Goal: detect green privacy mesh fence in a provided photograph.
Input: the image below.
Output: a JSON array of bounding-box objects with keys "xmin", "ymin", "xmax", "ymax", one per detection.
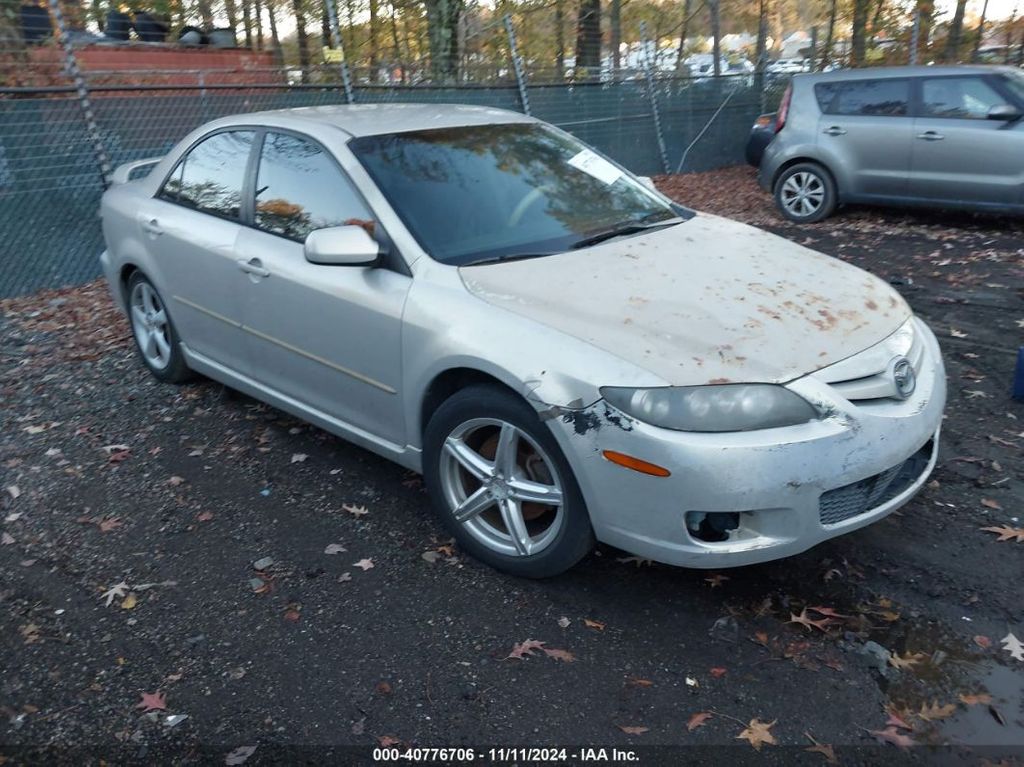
[{"xmin": 0, "ymin": 72, "xmax": 787, "ymax": 298}]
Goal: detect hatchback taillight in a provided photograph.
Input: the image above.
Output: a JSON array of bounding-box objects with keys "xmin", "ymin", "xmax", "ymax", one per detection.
[{"xmin": 775, "ymin": 84, "xmax": 792, "ymax": 132}]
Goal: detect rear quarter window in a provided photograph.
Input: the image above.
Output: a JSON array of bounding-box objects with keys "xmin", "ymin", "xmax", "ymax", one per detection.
[{"xmin": 815, "ymin": 79, "xmax": 909, "ymax": 117}]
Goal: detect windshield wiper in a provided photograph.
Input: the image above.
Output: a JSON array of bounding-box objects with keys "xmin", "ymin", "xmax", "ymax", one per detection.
[
  {"xmin": 461, "ymin": 252, "xmax": 553, "ymax": 267},
  {"xmin": 569, "ymin": 215, "xmax": 684, "ymax": 250}
]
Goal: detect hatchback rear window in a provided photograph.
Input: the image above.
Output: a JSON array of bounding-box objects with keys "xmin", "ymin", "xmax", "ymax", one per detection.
[{"xmin": 815, "ymin": 79, "xmax": 909, "ymax": 117}]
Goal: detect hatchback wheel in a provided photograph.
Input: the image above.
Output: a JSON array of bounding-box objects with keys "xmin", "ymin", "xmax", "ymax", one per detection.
[
  {"xmin": 126, "ymin": 272, "xmax": 192, "ymax": 383},
  {"xmin": 774, "ymin": 163, "xmax": 836, "ymax": 223},
  {"xmin": 423, "ymin": 385, "xmax": 594, "ymax": 578}
]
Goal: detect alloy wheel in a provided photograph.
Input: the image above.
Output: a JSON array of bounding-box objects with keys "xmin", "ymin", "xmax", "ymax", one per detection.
[
  {"xmin": 130, "ymin": 281, "xmax": 172, "ymax": 370},
  {"xmin": 438, "ymin": 418, "xmax": 564, "ymax": 557},
  {"xmin": 780, "ymin": 171, "xmax": 825, "ymax": 218}
]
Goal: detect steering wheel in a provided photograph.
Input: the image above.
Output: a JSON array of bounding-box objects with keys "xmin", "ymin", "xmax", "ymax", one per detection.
[{"xmin": 507, "ymin": 186, "xmax": 549, "ymax": 228}]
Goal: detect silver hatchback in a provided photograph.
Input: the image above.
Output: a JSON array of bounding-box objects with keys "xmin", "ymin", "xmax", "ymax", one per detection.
[{"xmin": 759, "ymin": 65, "xmax": 1024, "ymax": 222}]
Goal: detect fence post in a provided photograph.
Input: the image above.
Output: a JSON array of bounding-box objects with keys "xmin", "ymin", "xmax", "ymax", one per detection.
[
  {"xmin": 909, "ymin": 10, "xmax": 920, "ymax": 66},
  {"xmin": 323, "ymin": 0, "xmax": 355, "ymax": 103},
  {"xmin": 639, "ymin": 21, "xmax": 670, "ymax": 175},
  {"xmin": 504, "ymin": 14, "xmax": 530, "ymax": 116},
  {"xmin": 47, "ymin": 0, "xmax": 112, "ymax": 187}
]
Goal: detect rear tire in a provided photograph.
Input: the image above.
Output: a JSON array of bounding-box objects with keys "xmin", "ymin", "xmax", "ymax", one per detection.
[
  {"xmin": 423, "ymin": 385, "xmax": 594, "ymax": 578},
  {"xmin": 773, "ymin": 162, "xmax": 837, "ymax": 223},
  {"xmin": 126, "ymin": 272, "xmax": 192, "ymax": 384}
]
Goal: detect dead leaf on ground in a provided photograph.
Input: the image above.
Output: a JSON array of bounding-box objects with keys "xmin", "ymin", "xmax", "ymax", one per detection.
[
  {"xmin": 736, "ymin": 718, "xmax": 776, "ymax": 751},
  {"xmin": 625, "ymin": 676, "xmax": 653, "ymax": 688},
  {"xmin": 889, "ymin": 651, "xmax": 927, "ymax": 670},
  {"xmin": 788, "ymin": 608, "xmax": 834, "ymax": 633},
  {"xmin": 974, "ymin": 635, "xmax": 992, "ymax": 649},
  {"xmin": 353, "ymin": 558, "xmax": 374, "ymax": 571},
  {"xmin": 687, "ymin": 712, "xmax": 713, "ymax": 731},
  {"xmin": 224, "ymin": 745, "xmax": 257, "ymax": 765},
  {"xmin": 542, "ymin": 647, "xmax": 575, "ymax": 662},
  {"xmin": 804, "ymin": 732, "xmax": 837, "ymax": 764},
  {"xmin": 343, "ymin": 503, "xmax": 370, "ymax": 517},
  {"xmin": 507, "ymin": 639, "xmax": 546, "ymax": 660},
  {"xmin": 869, "ymin": 726, "xmax": 916, "ymax": 749},
  {"xmin": 917, "ymin": 701, "xmax": 956, "ymax": 721},
  {"xmin": 709, "ymin": 667, "xmax": 727, "ymax": 678},
  {"xmin": 980, "ymin": 525, "xmax": 1024, "ymax": 542},
  {"xmin": 136, "ymin": 691, "xmax": 166, "ymax": 712},
  {"xmin": 960, "ymin": 693, "xmax": 992, "ymax": 706},
  {"xmin": 377, "ymin": 735, "xmax": 401, "ymax": 747},
  {"xmin": 616, "ymin": 555, "xmax": 653, "ymax": 567},
  {"xmin": 617, "ymin": 725, "xmax": 649, "ymax": 735},
  {"xmin": 981, "ymin": 498, "xmax": 1003, "ymax": 510},
  {"xmin": 704, "ymin": 573, "xmax": 729, "ymax": 587},
  {"xmin": 120, "ymin": 593, "xmax": 138, "ymax": 610},
  {"xmin": 584, "ymin": 618, "xmax": 606, "ymax": 631}
]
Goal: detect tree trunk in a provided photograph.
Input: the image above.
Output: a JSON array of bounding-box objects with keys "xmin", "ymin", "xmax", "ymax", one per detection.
[
  {"xmin": 254, "ymin": 0, "xmax": 264, "ymax": 49},
  {"xmin": 851, "ymin": 0, "xmax": 869, "ymax": 66},
  {"xmin": 971, "ymin": 0, "xmax": 989, "ymax": 62},
  {"xmin": 575, "ymin": 0, "xmax": 601, "ymax": 71},
  {"xmin": 224, "ymin": 0, "xmax": 239, "ymax": 34},
  {"xmin": 266, "ymin": 0, "xmax": 283, "ymax": 64},
  {"xmin": 368, "ymin": 0, "xmax": 379, "ymax": 81},
  {"xmin": 755, "ymin": 0, "xmax": 768, "ymax": 73},
  {"xmin": 242, "ymin": 0, "xmax": 253, "ymax": 48},
  {"xmin": 422, "ymin": 0, "xmax": 462, "ymax": 81},
  {"xmin": 610, "ymin": 0, "xmax": 620, "ymax": 70},
  {"xmin": 915, "ymin": 0, "xmax": 934, "ymax": 64},
  {"xmin": 769, "ymin": 0, "xmax": 783, "ymax": 57},
  {"xmin": 869, "ymin": 0, "xmax": 886, "ymax": 47},
  {"xmin": 675, "ymin": 0, "xmax": 691, "ymax": 70},
  {"xmin": 709, "ymin": 0, "xmax": 721, "ymax": 76},
  {"xmin": 389, "ymin": 0, "xmax": 402, "ymax": 81},
  {"xmin": 822, "ymin": 0, "xmax": 837, "ymax": 68},
  {"xmin": 292, "ymin": 0, "xmax": 310, "ymax": 81},
  {"xmin": 943, "ymin": 0, "xmax": 968, "ymax": 62},
  {"xmin": 555, "ymin": 0, "xmax": 565, "ymax": 76},
  {"xmin": 196, "ymin": 0, "xmax": 215, "ymax": 29}
]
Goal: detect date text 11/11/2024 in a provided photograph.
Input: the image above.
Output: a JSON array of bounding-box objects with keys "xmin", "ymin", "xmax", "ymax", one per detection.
[{"xmin": 372, "ymin": 747, "xmax": 640, "ymax": 762}]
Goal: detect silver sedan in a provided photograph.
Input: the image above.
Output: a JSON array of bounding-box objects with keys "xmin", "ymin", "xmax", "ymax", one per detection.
[{"xmin": 100, "ymin": 105, "xmax": 945, "ymax": 577}]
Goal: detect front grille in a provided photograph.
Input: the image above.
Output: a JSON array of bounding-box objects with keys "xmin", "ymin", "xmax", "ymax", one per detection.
[{"xmin": 819, "ymin": 440, "xmax": 933, "ymax": 526}]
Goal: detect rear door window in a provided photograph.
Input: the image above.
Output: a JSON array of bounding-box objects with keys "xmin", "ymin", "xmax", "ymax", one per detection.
[
  {"xmin": 921, "ymin": 77, "xmax": 1005, "ymax": 119},
  {"xmin": 816, "ymin": 79, "xmax": 909, "ymax": 117},
  {"xmin": 159, "ymin": 130, "xmax": 255, "ymax": 219}
]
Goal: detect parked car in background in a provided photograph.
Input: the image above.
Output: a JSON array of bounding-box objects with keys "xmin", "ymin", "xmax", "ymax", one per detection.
[
  {"xmin": 745, "ymin": 112, "xmax": 778, "ymax": 166},
  {"xmin": 100, "ymin": 104, "xmax": 945, "ymax": 578},
  {"xmin": 759, "ymin": 65, "xmax": 1024, "ymax": 222}
]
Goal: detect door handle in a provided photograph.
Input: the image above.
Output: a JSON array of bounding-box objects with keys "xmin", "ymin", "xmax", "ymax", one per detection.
[
  {"xmin": 141, "ymin": 218, "xmax": 163, "ymax": 236},
  {"xmin": 823, "ymin": 126, "xmax": 847, "ymax": 136},
  {"xmin": 237, "ymin": 258, "xmax": 270, "ymax": 278},
  {"xmin": 916, "ymin": 131, "xmax": 944, "ymax": 141}
]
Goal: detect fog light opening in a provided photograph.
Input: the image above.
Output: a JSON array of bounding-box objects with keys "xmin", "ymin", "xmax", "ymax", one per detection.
[{"xmin": 686, "ymin": 511, "xmax": 741, "ymax": 543}]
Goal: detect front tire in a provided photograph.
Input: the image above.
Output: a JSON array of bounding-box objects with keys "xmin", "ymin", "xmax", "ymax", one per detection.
[
  {"xmin": 773, "ymin": 162, "xmax": 837, "ymax": 223},
  {"xmin": 423, "ymin": 385, "xmax": 594, "ymax": 578},
  {"xmin": 126, "ymin": 272, "xmax": 192, "ymax": 383}
]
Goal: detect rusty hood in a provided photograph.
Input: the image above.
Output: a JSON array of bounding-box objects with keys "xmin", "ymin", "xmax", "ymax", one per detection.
[{"xmin": 459, "ymin": 213, "xmax": 911, "ymax": 386}]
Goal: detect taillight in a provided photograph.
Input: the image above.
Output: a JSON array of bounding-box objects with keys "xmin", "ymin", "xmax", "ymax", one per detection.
[{"xmin": 775, "ymin": 84, "xmax": 792, "ymax": 132}]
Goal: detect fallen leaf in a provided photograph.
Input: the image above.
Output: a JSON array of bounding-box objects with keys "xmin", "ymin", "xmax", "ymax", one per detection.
[
  {"xmin": 869, "ymin": 726, "xmax": 916, "ymax": 749},
  {"xmin": 5, "ymin": 485, "xmax": 20, "ymax": 500},
  {"xmin": 353, "ymin": 558, "xmax": 374, "ymax": 571},
  {"xmin": 981, "ymin": 498, "xmax": 1003, "ymax": 510},
  {"xmin": 343, "ymin": 503, "xmax": 370, "ymax": 517},
  {"xmin": 736, "ymin": 718, "xmax": 776, "ymax": 751},
  {"xmin": 804, "ymin": 732, "xmax": 837, "ymax": 764},
  {"xmin": 421, "ymin": 550, "xmax": 441, "ymax": 563},
  {"xmin": 557, "ymin": 616, "xmax": 570, "ymax": 628},
  {"xmin": 917, "ymin": 701, "xmax": 956, "ymax": 721},
  {"xmin": 542, "ymin": 647, "xmax": 575, "ymax": 663},
  {"xmin": 324, "ymin": 543, "xmax": 346, "ymax": 555},
  {"xmin": 889, "ymin": 651, "xmax": 926, "ymax": 670},
  {"xmin": 949, "ymin": 327, "xmax": 967, "ymax": 338},
  {"xmin": 168, "ymin": 476, "xmax": 186, "ymax": 486},
  {"xmin": 1, "ymin": 532, "xmax": 14, "ymax": 545},
  {"xmin": 616, "ymin": 555, "xmax": 652, "ymax": 567},
  {"xmin": 704, "ymin": 573, "xmax": 729, "ymax": 587},
  {"xmin": 102, "ymin": 581, "xmax": 128, "ymax": 607},
  {"xmin": 97, "ymin": 517, "xmax": 122, "ymax": 533},
  {"xmin": 197, "ymin": 511, "xmax": 214, "ymax": 522},
  {"xmin": 788, "ymin": 608, "xmax": 834, "ymax": 633},
  {"xmin": 617, "ymin": 725, "xmax": 649, "ymax": 735},
  {"xmin": 136, "ymin": 691, "xmax": 166, "ymax": 712},
  {"xmin": 120, "ymin": 593, "xmax": 138, "ymax": 610},
  {"xmin": 584, "ymin": 619, "xmax": 606, "ymax": 631},
  {"xmin": 376, "ymin": 681, "xmax": 392, "ymax": 695},
  {"xmin": 377, "ymin": 735, "xmax": 401, "ymax": 747},
  {"xmin": 224, "ymin": 745, "xmax": 257, "ymax": 765},
  {"xmin": 1001, "ymin": 632, "xmax": 1024, "ymax": 661},
  {"xmin": 283, "ymin": 608, "xmax": 301, "ymax": 622},
  {"xmin": 290, "ymin": 453, "xmax": 308, "ymax": 463},
  {"xmin": 980, "ymin": 525, "xmax": 1024, "ymax": 542},
  {"xmin": 507, "ymin": 639, "xmax": 546, "ymax": 660},
  {"xmin": 687, "ymin": 712, "xmax": 713, "ymax": 731},
  {"xmin": 974, "ymin": 635, "xmax": 992, "ymax": 649},
  {"xmin": 625, "ymin": 676, "xmax": 653, "ymax": 688},
  {"xmin": 885, "ymin": 711, "xmax": 913, "ymax": 730},
  {"xmin": 751, "ymin": 631, "xmax": 769, "ymax": 647},
  {"xmin": 808, "ymin": 606, "xmax": 849, "ymax": 619},
  {"xmin": 709, "ymin": 667, "xmax": 727, "ymax": 678},
  {"xmin": 959, "ymin": 693, "xmax": 992, "ymax": 706}
]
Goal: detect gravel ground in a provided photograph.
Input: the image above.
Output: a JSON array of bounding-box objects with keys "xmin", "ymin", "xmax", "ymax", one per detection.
[{"xmin": 1, "ymin": 167, "xmax": 1023, "ymax": 763}]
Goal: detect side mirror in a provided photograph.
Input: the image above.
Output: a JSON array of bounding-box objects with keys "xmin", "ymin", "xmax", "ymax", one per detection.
[
  {"xmin": 987, "ymin": 103, "xmax": 1023, "ymax": 122},
  {"xmin": 304, "ymin": 225, "xmax": 380, "ymax": 266}
]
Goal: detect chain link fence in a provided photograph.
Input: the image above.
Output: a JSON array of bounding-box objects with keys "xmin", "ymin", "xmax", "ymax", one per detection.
[{"xmin": 1, "ymin": 56, "xmax": 788, "ymax": 298}]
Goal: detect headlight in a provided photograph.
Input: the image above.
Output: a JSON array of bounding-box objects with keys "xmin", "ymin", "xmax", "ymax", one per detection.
[{"xmin": 600, "ymin": 384, "xmax": 819, "ymax": 432}]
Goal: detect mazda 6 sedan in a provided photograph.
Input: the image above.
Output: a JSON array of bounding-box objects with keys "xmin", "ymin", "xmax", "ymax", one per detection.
[{"xmin": 100, "ymin": 104, "xmax": 946, "ymax": 578}]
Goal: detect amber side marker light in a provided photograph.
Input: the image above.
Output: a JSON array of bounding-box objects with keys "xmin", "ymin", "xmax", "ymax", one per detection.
[{"xmin": 602, "ymin": 450, "xmax": 671, "ymax": 477}]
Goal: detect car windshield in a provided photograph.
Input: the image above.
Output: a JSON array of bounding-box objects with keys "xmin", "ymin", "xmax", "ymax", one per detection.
[{"xmin": 348, "ymin": 123, "xmax": 682, "ymax": 265}]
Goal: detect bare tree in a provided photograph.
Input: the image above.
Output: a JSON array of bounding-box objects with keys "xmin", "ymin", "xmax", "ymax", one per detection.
[
  {"xmin": 943, "ymin": 0, "xmax": 968, "ymax": 62},
  {"xmin": 709, "ymin": 0, "xmax": 721, "ymax": 76},
  {"xmin": 851, "ymin": 0, "xmax": 869, "ymax": 66},
  {"xmin": 755, "ymin": 0, "xmax": 768, "ymax": 73},
  {"xmin": 423, "ymin": 0, "xmax": 463, "ymax": 81},
  {"xmin": 822, "ymin": 0, "xmax": 837, "ymax": 68},
  {"xmin": 255, "ymin": 0, "xmax": 265, "ymax": 49},
  {"xmin": 292, "ymin": 0, "xmax": 311, "ymax": 80},
  {"xmin": 224, "ymin": 0, "xmax": 240, "ymax": 33},
  {"xmin": 575, "ymin": 0, "xmax": 602, "ymax": 71},
  {"xmin": 914, "ymin": 0, "xmax": 934, "ymax": 64},
  {"xmin": 555, "ymin": 0, "xmax": 566, "ymax": 76},
  {"xmin": 610, "ymin": 0, "xmax": 621, "ymax": 70},
  {"xmin": 242, "ymin": 0, "xmax": 253, "ymax": 48},
  {"xmin": 971, "ymin": 0, "xmax": 989, "ymax": 61},
  {"xmin": 675, "ymin": 0, "xmax": 692, "ymax": 71},
  {"xmin": 266, "ymin": 0, "xmax": 283, "ymax": 63}
]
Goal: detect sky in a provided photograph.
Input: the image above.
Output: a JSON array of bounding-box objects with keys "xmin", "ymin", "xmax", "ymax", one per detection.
[{"xmin": 937, "ymin": 0, "xmax": 1020, "ymax": 21}]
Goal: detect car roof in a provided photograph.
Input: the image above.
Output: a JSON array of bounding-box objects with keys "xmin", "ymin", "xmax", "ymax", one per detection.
[
  {"xmin": 210, "ymin": 103, "xmax": 537, "ymax": 138},
  {"xmin": 794, "ymin": 64, "xmax": 1016, "ymax": 82}
]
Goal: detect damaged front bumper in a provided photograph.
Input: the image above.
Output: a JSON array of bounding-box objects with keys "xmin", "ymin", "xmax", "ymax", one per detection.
[{"xmin": 546, "ymin": 319, "xmax": 946, "ymax": 568}]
